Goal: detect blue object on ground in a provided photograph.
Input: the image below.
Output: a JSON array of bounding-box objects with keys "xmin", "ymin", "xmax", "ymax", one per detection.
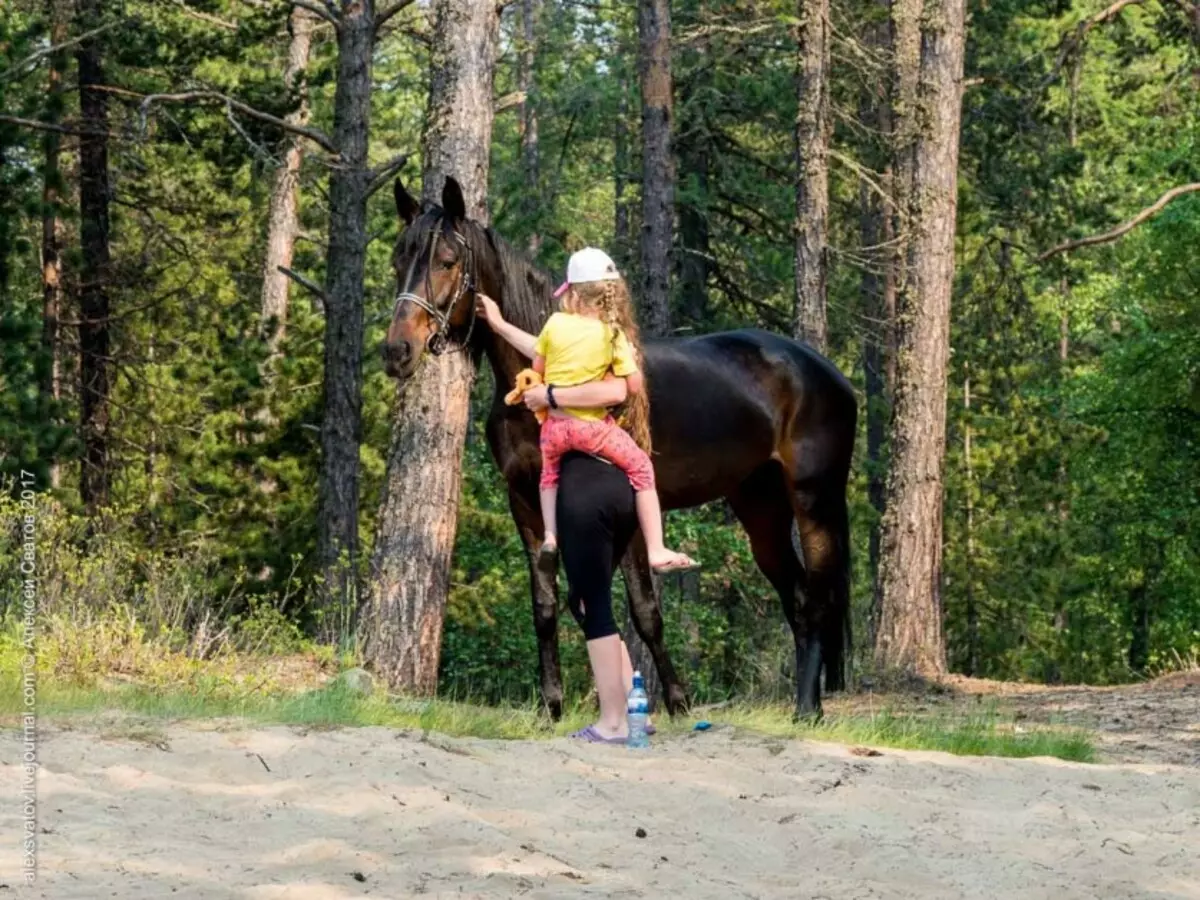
[{"xmin": 693, "ymin": 720, "xmax": 712, "ymax": 731}]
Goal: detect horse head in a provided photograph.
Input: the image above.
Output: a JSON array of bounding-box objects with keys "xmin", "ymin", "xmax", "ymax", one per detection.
[{"xmin": 381, "ymin": 175, "xmax": 481, "ymax": 380}]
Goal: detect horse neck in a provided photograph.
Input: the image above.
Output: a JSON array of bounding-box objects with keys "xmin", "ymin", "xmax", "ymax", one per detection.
[{"xmin": 474, "ymin": 241, "xmax": 555, "ymax": 393}]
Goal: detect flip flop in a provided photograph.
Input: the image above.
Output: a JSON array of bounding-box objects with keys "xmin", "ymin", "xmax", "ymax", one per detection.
[
  {"xmin": 644, "ymin": 723, "xmax": 657, "ymax": 736},
  {"xmin": 569, "ymin": 725, "xmax": 627, "ymax": 745}
]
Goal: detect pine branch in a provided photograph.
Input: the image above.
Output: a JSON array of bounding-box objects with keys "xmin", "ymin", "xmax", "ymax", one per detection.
[
  {"xmin": 365, "ymin": 152, "xmax": 410, "ymax": 197},
  {"xmin": 0, "ymin": 114, "xmax": 107, "ymax": 137},
  {"xmin": 376, "ymin": 0, "xmax": 417, "ymax": 32},
  {"xmin": 494, "ymin": 90, "xmax": 527, "ymax": 114},
  {"xmin": 289, "ymin": 0, "xmax": 339, "ymax": 26},
  {"xmin": 134, "ymin": 89, "xmax": 339, "ymax": 154},
  {"xmin": 278, "ymin": 266, "xmax": 327, "ymax": 311},
  {"xmin": 1037, "ymin": 0, "xmax": 1146, "ymax": 93},
  {"xmin": 0, "ymin": 21, "xmax": 122, "ymax": 84},
  {"xmin": 169, "ymin": 0, "xmax": 240, "ymax": 30},
  {"xmin": 1037, "ymin": 183, "xmax": 1200, "ymax": 260}
]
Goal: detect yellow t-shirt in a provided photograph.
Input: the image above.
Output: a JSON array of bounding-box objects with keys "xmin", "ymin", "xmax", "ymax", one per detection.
[{"xmin": 533, "ymin": 312, "xmax": 638, "ymax": 421}]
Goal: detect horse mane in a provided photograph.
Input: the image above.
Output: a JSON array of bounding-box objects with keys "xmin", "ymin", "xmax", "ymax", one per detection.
[{"xmin": 466, "ymin": 222, "xmax": 555, "ymax": 339}]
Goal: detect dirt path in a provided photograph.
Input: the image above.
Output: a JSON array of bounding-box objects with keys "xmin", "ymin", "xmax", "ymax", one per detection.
[{"xmin": 3, "ymin": 714, "xmax": 1198, "ymax": 899}]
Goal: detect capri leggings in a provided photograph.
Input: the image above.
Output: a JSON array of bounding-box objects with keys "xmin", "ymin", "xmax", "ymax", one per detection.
[{"xmin": 555, "ymin": 452, "xmax": 638, "ymax": 641}]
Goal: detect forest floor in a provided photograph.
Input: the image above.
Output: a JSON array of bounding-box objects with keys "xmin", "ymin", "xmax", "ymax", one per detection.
[{"xmin": 2, "ymin": 672, "xmax": 1197, "ymax": 898}]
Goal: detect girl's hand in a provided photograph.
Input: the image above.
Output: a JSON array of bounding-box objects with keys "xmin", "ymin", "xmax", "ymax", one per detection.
[
  {"xmin": 476, "ymin": 293, "xmax": 504, "ymax": 328},
  {"xmin": 523, "ymin": 384, "xmax": 549, "ymax": 411}
]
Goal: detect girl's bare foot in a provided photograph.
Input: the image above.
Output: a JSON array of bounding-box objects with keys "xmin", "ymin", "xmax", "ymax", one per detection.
[{"xmin": 648, "ymin": 548, "xmax": 698, "ymax": 573}]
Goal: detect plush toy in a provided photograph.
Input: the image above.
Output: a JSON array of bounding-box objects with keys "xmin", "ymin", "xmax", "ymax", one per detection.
[{"xmin": 505, "ymin": 368, "xmax": 548, "ymax": 424}]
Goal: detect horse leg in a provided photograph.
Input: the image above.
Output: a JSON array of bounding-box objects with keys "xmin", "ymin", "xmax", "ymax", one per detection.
[
  {"xmin": 727, "ymin": 466, "xmax": 817, "ymax": 717},
  {"xmin": 789, "ymin": 484, "xmax": 851, "ymax": 718},
  {"xmin": 620, "ymin": 535, "xmax": 689, "ymax": 716},
  {"xmin": 507, "ymin": 486, "xmax": 564, "ymax": 719}
]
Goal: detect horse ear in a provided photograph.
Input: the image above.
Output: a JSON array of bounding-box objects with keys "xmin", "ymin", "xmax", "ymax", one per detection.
[
  {"xmin": 442, "ymin": 176, "xmax": 467, "ymax": 223},
  {"xmin": 394, "ymin": 178, "xmax": 419, "ymax": 225}
]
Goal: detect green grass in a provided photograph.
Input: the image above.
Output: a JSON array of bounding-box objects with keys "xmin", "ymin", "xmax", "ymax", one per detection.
[
  {"xmin": 694, "ymin": 702, "xmax": 1096, "ymax": 762},
  {"xmin": 0, "ymin": 675, "xmax": 1094, "ymax": 762}
]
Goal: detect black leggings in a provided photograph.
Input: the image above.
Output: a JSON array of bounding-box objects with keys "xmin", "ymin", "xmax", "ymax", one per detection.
[{"xmin": 555, "ymin": 452, "xmax": 637, "ymax": 641}]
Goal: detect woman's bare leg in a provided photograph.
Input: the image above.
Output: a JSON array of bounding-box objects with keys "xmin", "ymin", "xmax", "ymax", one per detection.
[{"xmin": 586, "ymin": 635, "xmax": 628, "ymax": 738}]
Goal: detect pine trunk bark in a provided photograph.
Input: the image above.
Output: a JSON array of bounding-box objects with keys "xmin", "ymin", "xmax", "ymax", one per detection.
[
  {"xmin": 792, "ymin": 0, "xmax": 829, "ymax": 352},
  {"xmin": 362, "ymin": 0, "xmax": 498, "ymax": 694},
  {"xmin": 874, "ymin": 0, "xmax": 965, "ymax": 676},
  {"xmin": 260, "ymin": 7, "xmax": 315, "ymax": 365},
  {"xmin": 76, "ymin": 0, "xmax": 112, "ymax": 512},
  {"xmin": 637, "ymin": 0, "xmax": 673, "ymax": 337},
  {"xmin": 613, "ymin": 60, "xmax": 633, "ymax": 273},
  {"xmin": 316, "ymin": 0, "xmax": 375, "ymax": 635},
  {"xmin": 41, "ymin": 0, "xmax": 67, "ymax": 491},
  {"xmin": 860, "ymin": 1, "xmax": 896, "ymax": 640},
  {"xmin": 676, "ymin": 2, "xmax": 710, "ymax": 329},
  {"xmin": 519, "ymin": 0, "xmax": 540, "ymax": 256}
]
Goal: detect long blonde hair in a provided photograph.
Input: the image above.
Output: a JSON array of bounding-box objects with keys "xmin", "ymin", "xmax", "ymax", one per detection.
[{"xmin": 566, "ymin": 277, "xmax": 652, "ymax": 454}]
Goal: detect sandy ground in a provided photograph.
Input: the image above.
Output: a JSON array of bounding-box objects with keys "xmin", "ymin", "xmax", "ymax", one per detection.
[{"xmin": 2, "ymin": 705, "xmax": 1199, "ymax": 900}]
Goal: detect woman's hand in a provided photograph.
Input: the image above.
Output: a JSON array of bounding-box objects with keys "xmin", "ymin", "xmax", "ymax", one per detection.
[
  {"xmin": 523, "ymin": 384, "xmax": 549, "ymax": 411},
  {"xmin": 475, "ymin": 293, "xmax": 504, "ymax": 328}
]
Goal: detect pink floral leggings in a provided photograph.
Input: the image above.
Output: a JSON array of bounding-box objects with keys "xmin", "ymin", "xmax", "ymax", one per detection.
[{"xmin": 539, "ymin": 414, "xmax": 655, "ymax": 493}]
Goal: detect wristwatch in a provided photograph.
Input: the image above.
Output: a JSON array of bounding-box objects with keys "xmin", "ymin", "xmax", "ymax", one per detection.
[{"xmin": 547, "ymin": 384, "xmax": 558, "ymax": 409}]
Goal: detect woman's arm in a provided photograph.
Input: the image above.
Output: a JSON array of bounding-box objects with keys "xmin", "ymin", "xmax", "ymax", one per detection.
[
  {"xmin": 477, "ymin": 294, "xmax": 537, "ymax": 360},
  {"xmin": 523, "ymin": 374, "xmax": 628, "ymax": 412}
]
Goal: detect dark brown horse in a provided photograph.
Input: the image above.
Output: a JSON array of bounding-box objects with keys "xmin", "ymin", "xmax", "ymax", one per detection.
[{"xmin": 383, "ymin": 176, "xmax": 856, "ymax": 718}]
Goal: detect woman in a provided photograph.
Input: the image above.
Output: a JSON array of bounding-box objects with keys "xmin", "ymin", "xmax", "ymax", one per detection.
[{"xmin": 477, "ymin": 292, "xmax": 648, "ymax": 743}]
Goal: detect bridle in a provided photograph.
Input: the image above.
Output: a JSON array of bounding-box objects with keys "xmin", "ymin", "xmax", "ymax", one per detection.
[{"xmin": 391, "ymin": 219, "xmax": 478, "ymax": 357}]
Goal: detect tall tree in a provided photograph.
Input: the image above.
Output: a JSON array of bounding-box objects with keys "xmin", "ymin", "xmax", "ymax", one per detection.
[
  {"xmin": 41, "ymin": 0, "xmax": 68, "ymax": 490},
  {"xmin": 76, "ymin": 0, "xmax": 112, "ymax": 512},
  {"xmin": 874, "ymin": 0, "xmax": 966, "ymax": 675},
  {"xmin": 792, "ymin": 0, "xmax": 830, "ymax": 351},
  {"xmin": 859, "ymin": 0, "xmax": 897, "ymax": 633},
  {"xmin": 519, "ymin": 0, "xmax": 540, "ymax": 256},
  {"xmin": 676, "ymin": 0, "xmax": 711, "ymax": 327},
  {"xmin": 259, "ymin": 7, "xmax": 316, "ymax": 366},
  {"xmin": 363, "ymin": 0, "xmax": 499, "ymax": 693},
  {"xmin": 638, "ymin": 0, "xmax": 673, "ymax": 336}
]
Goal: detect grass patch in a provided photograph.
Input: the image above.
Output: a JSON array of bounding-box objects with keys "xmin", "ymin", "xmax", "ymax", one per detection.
[
  {"xmin": 688, "ymin": 702, "xmax": 1095, "ymax": 762},
  {"xmin": 0, "ymin": 672, "xmax": 1093, "ymax": 762}
]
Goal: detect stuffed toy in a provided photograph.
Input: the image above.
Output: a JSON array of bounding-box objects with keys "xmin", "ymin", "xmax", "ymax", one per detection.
[{"xmin": 505, "ymin": 368, "xmax": 548, "ymax": 424}]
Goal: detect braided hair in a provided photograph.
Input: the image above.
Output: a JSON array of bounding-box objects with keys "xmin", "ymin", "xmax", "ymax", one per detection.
[{"xmin": 568, "ymin": 278, "xmax": 652, "ymax": 455}]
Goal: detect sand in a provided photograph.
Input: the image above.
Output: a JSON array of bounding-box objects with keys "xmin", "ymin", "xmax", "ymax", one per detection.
[{"xmin": 2, "ymin": 717, "xmax": 1198, "ymax": 899}]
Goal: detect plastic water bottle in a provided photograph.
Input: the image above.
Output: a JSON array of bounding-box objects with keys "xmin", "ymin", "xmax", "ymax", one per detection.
[{"xmin": 626, "ymin": 670, "xmax": 650, "ymax": 749}]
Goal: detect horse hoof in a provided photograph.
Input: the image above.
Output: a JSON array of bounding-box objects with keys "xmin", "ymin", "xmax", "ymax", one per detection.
[{"xmin": 664, "ymin": 684, "xmax": 690, "ymax": 717}]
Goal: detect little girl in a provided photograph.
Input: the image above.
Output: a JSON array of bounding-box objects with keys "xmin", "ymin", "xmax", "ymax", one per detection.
[{"xmin": 487, "ymin": 247, "xmax": 696, "ymax": 574}]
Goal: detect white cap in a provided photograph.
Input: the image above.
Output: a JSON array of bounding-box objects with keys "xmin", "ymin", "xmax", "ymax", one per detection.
[{"xmin": 553, "ymin": 247, "xmax": 621, "ymax": 299}]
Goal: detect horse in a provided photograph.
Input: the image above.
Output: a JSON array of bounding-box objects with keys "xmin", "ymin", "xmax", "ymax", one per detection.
[{"xmin": 382, "ymin": 175, "xmax": 857, "ymax": 719}]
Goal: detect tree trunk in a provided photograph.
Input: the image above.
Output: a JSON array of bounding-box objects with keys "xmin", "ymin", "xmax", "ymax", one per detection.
[
  {"xmin": 874, "ymin": 0, "xmax": 965, "ymax": 677},
  {"xmin": 76, "ymin": 0, "xmax": 112, "ymax": 513},
  {"xmin": 860, "ymin": 0, "xmax": 896, "ymax": 641},
  {"xmin": 963, "ymin": 366, "xmax": 977, "ymax": 676},
  {"xmin": 637, "ymin": 0, "xmax": 673, "ymax": 336},
  {"xmin": 676, "ymin": 0, "xmax": 710, "ymax": 328},
  {"xmin": 519, "ymin": 0, "xmax": 540, "ymax": 256},
  {"xmin": 792, "ymin": 0, "xmax": 830, "ymax": 352},
  {"xmin": 316, "ymin": 0, "xmax": 375, "ymax": 636},
  {"xmin": 41, "ymin": 0, "xmax": 67, "ymax": 491},
  {"xmin": 362, "ymin": 0, "xmax": 498, "ymax": 693},
  {"xmin": 613, "ymin": 58, "xmax": 634, "ymax": 273},
  {"xmin": 260, "ymin": 7, "xmax": 315, "ymax": 366}
]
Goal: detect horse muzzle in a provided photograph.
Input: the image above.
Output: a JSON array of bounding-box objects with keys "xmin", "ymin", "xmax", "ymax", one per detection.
[{"xmin": 381, "ymin": 339, "xmax": 418, "ymax": 380}]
